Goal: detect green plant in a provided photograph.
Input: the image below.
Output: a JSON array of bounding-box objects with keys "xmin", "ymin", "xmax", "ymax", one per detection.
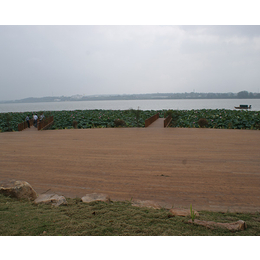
[
  {"xmin": 130, "ymin": 107, "xmax": 142, "ymax": 127},
  {"xmin": 164, "ymin": 109, "xmax": 174, "ymax": 118},
  {"xmin": 190, "ymin": 204, "xmax": 196, "ymax": 222},
  {"xmin": 44, "ymin": 111, "xmax": 52, "ymax": 118},
  {"xmin": 114, "ymin": 119, "xmax": 126, "ymax": 127},
  {"xmin": 1, "ymin": 113, "xmax": 14, "ymax": 132},
  {"xmin": 198, "ymin": 118, "xmax": 208, "ymax": 128},
  {"xmin": 165, "ymin": 110, "xmax": 181, "ymax": 127},
  {"xmin": 254, "ymin": 122, "xmax": 260, "ymax": 130},
  {"xmin": 0, "ymin": 109, "xmax": 259, "ymax": 132}
]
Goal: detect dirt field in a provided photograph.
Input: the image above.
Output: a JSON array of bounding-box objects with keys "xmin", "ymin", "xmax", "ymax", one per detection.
[{"xmin": 0, "ymin": 126, "xmax": 260, "ymax": 212}]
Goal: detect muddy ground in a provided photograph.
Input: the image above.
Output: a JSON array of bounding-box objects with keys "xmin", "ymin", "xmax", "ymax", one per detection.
[{"xmin": 0, "ymin": 127, "xmax": 259, "ymax": 212}]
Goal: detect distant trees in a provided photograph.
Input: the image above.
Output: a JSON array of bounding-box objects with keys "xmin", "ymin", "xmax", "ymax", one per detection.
[
  {"xmin": 237, "ymin": 91, "xmax": 255, "ymax": 98},
  {"xmin": 237, "ymin": 91, "xmax": 249, "ymax": 98}
]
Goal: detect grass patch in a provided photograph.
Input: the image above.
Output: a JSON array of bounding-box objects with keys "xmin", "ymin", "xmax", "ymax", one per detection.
[{"xmin": 1, "ymin": 194, "xmax": 260, "ymax": 236}]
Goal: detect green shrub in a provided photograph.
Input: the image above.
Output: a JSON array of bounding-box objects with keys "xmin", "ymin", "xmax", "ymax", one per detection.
[
  {"xmin": 198, "ymin": 118, "xmax": 208, "ymax": 128},
  {"xmin": 114, "ymin": 119, "xmax": 126, "ymax": 127}
]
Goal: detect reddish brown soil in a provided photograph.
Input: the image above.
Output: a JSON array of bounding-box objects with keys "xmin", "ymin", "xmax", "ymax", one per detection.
[{"xmin": 0, "ymin": 127, "xmax": 260, "ymax": 212}]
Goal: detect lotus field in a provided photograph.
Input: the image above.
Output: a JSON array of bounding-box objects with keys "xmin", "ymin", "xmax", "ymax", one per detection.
[{"xmin": 0, "ymin": 109, "xmax": 259, "ymax": 132}]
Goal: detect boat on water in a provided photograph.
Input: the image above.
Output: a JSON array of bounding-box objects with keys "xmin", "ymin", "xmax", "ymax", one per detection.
[{"xmin": 234, "ymin": 105, "xmax": 252, "ymax": 109}]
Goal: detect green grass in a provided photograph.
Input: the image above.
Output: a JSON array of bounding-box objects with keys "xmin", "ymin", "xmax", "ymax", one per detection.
[{"xmin": 0, "ymin": 194, "xmax": 260, "ymax": 236}]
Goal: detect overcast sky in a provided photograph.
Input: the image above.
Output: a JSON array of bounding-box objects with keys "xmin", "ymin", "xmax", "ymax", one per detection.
[{"xmin": 1, "ymin": 25, "xmax": 260, "ymax": 101}]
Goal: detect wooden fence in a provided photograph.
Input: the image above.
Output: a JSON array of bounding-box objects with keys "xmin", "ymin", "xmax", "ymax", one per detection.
[
  {"xmin": 145, "ymin": 113, "xmax": 159, "ymax": 127},
  {"xmin": 18, "ymin": 119, "xmax": 34, "ymax": 131},
  {"xmin": 164, "ymin": 115, "xmax": 172, "ymax": 128},
  {"xmin": 38, "ymin": 116, "xmax": 54, "ymax": 130},
  {"xmin": 18, "ymin": 116, "xmax": 54, "ymax": 131}
]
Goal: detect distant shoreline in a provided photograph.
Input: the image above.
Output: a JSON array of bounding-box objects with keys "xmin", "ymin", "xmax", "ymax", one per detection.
[
  {"xmin": 1, "ymin": 97, "xmax": 260, "ymax": 104},
  {"xmin": 1, "ymin": 99, "xmax": 260, "ymax": 113},
  {"xmin": 1, "ymin": 91, "xmax": 260, "ymax": 104}
]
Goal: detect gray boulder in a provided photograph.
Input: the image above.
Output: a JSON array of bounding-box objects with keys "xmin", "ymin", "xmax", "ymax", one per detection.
[
  {"xmin": 0, "ymin": 180, "xmax": 37, "ymax": 200},
  {"xmin": 34, "ymin": 194, "xmax": 67, "ymax": 207}
]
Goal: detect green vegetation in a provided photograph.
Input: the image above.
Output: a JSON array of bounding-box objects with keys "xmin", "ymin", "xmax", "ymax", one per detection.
[
  {"xmin": 0, "ymin": 194, "xmax": 260, "ymax": 236},
  {"xmin": 0, "ymin": 109, "xmax": 259, "ymax": 132},
  {"xmin": 114, "ymin": 119, "xmax": 126, "ymax": 127},
  {"xmin": 190, "ymin": 204, "xmax": 196, "ymax": 222},
  {"xmin": 0, "ymin": 112, "xmax": 14, "ymax": 132},
  {"xmin": 130, "ymin": 107, "xmax": 142, "ymax": 127},
  {"xmin": 72, "ymin": 120, "xmax": 78, "ymax": 129},
  {"xmin": 198, "ymin": 118, "xmax": 209, "ymax": 128},
  {"xmin": 0, "ymin": 109, "xmax": 164, "ymax": 131},
  {"xmin": 169, "ymin": 109, "xmax": 260, "ymax": 129}
]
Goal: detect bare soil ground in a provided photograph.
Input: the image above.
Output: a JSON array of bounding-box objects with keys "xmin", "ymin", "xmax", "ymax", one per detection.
[{"xmin": 0, "ymin": 126, "xmax": 260, "ymax": 212}]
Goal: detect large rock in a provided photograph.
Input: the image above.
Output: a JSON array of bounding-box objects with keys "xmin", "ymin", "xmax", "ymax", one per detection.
[
  {"xmin": 169, "ymin": 208, "xmax": 199, "ymax": 217},
  {"xmin": 34, "ymin": 194, "xmax": 67, "ymax": 207},
  {"xmin": 81, "ymin": 193, "xmax": 110, "ymax": 203},
  {"xmin": 0, "ymin": 180, "xmax": 37, "ymax": 200},
  {"xmin": 188, "ymin": 219, "xmax": 247, "ymax": 231},
  {"xmin": 131, "ymin": 200, "xmax": 162, "ymax": 209}
]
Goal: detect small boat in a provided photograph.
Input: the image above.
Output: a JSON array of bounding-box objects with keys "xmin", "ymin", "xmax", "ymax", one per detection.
[{"xmin": 234, "ymin": 105, "xmax": 252, "ymax": 109}]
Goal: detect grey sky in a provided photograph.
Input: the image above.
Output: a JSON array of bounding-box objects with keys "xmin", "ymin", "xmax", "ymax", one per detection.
[{"xmin": 1, "ymin": 25, "xmax": 260, "ymax": 101}]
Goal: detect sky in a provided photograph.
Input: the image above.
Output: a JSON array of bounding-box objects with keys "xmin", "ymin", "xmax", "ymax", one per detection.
[{"xmin": 1, "ymin": 4, "xmax": 260, "ymax": 101}]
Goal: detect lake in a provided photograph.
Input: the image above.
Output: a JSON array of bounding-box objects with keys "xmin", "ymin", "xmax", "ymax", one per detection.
[{"xmin": 0, "ymin": 99, "xmax": 259, "ymax": 113}]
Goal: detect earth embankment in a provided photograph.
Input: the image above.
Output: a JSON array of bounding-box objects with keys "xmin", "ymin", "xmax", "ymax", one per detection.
[{"xmin": 0, "ymin": 127, "xmax": 259, "ymax": 212}]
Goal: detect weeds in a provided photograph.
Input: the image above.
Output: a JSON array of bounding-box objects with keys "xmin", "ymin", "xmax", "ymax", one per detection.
[{"xmin": 190, "ymin": 204, "xmax": 196, "ymax": 222}]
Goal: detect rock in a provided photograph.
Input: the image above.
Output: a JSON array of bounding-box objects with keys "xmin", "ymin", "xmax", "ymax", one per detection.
[
  {"xmin": 34, "ymin": 194, "xmax": 67, "ymax": 207},
  {"xmin": 169, "ymin": 208, "xmax": 199, "ymax": 217},
  {"xmin": 188, "ymin": 219, "xmax": 247, "ymax": 231},
  {"xmin": 81, "ymin": 193, "xmax": 110, "ymax": 203},
  {"xmin": 131, "ymin": 200, "xmax": 161, "ymax": 209},
  {"xmin": 0, "ymin": 180, "xmax": 37, "ymax": 200}
]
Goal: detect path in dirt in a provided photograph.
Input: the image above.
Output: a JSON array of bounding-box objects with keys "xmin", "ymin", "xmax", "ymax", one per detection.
[{"xmin": 0, "ymin": 127, "xmax": 260, "ymax": 212}]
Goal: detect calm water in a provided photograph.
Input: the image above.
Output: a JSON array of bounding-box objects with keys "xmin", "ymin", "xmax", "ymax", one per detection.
[{"xmin": 0, "ymin": 99, "xmax": 259, "ymax": 113}]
